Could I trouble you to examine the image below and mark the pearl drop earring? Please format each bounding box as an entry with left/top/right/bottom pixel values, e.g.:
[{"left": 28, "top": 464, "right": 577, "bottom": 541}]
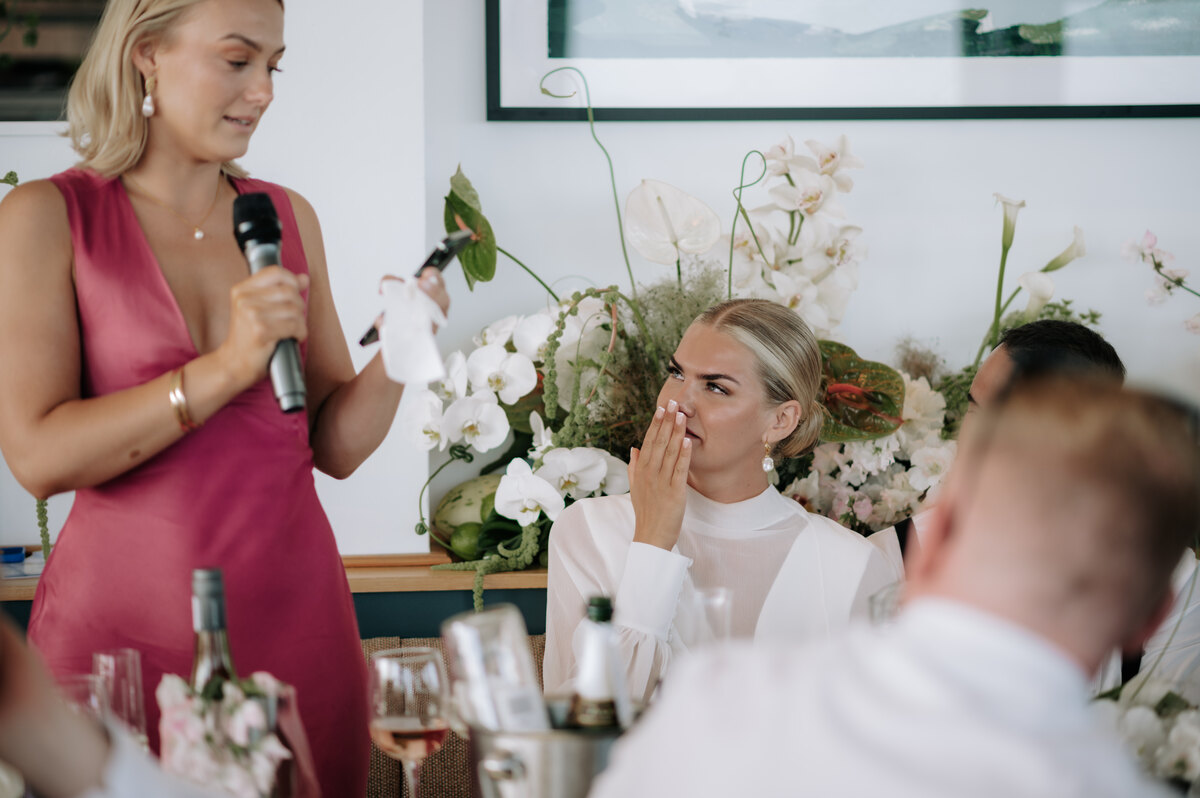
[
  {"left": 761, "top": 441, "right": 775, "bottom": 473},
  {"left": 141, "top": 75, "right": 157, "bottom": 118}
]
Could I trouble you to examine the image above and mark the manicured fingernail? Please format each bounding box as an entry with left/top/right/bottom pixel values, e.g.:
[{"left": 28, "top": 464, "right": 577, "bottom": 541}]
[
  {"left": 667, "top": 399, "right": 678, "bottom": 412},
  {"left": 655, "top": 406, "right": 665, "bottom": 419},
  {"left": 682, "top": 437, "right": 691, "bottom": 449},
  {"left": 676, "top": 411, "right": 685, "bottom": 425}
]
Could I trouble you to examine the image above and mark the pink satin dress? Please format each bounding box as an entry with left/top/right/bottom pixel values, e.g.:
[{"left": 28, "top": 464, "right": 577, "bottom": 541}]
[{"left": 27, "top": 168, "right": 368, "bottom": 797}]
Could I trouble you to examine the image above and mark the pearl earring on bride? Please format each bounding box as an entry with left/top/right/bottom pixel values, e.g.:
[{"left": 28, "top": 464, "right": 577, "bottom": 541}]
[
  {"left": 141, "top": 75, "right": 156, "bottom": 118},
  {"left": 761, "top": 441, "right": 775, "bottom": 473}
]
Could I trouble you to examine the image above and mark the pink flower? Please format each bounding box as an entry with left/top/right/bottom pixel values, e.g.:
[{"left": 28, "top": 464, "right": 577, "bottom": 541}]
[
  {"left": 1185, "top": 314, "right": 1200, "bottom": 335},
  {"left": 852, "top": 495, "right": 874, "bottom": 523}
]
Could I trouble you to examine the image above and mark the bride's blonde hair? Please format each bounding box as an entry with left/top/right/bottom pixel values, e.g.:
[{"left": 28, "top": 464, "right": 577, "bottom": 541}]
[
  {"left": 66, "top": 0, "right": 279, "bottom": 178},
  {"left": 696, "top": 299, "right": 826, "bottom": 458}
]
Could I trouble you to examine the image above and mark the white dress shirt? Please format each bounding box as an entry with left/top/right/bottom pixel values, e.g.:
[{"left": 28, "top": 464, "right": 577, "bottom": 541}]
[
  {"left": 591, "top": 599, "right": 1172, "bottom": 798},
  {"left": 543, "top": 485, "right": 894, "bottom": 703}
]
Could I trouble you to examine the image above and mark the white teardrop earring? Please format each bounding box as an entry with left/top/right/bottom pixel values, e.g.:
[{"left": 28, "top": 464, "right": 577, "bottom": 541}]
[
  {"left": 141, "top": 75, "right": 157, "bottom": 118},
  {"left": 761, "top": 441, "right": 775, "bottom": 473}
]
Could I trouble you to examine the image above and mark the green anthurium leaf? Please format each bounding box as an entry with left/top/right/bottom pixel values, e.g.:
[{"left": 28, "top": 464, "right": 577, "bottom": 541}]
[
  {"left": 818, "top": 340, "right": 906, "bottom": 443},
  {"left": 444, "top": 191, "right": 497, "bottom": 288},
  {"left": 448, "top": 165, "right": 482, "bottom": 213}
]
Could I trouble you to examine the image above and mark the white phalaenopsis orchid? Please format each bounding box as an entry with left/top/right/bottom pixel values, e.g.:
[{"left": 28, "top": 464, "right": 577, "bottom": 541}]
[
  {"left": 771, "top": 271, "right": 832, "bottom": 333},
  {"left": 1018, "top": 271, "right": 1055, "bottom": 319},
  {"left": 494, "top": 458, "right": 565, "bottom": 526},
  {"left": 535, "top": 447, "right": 609, "bottom": 499},
  {"left": 597, "top": 451, "right": 631, "bottom": 495},
  {"left": 432, "top": 350, "right": 468, "bottom": 402},
  {"left": 442, "top": 394, "right": 510, "bottom": 452},
  {"left": 512, "top": 313, "right": 556, "bottom": 363},
  {"left": 806, "top": 135, "right": 864, "bottom": 193},
  {"left": 473, "top": 314, "right": 521, "bottom": 348},
  {"left": 529, "top": 412, "right": 554, "bottom": 459},
  {"left": 624, "top": 179, "right": 721, "bottom": 265},
  {"left": 466, "top": 345, "right": 538, "bottom": 404},
  {"left": 769, "top": 172, "right": 843, "bottom": 219},
  {"left": 403, "top": 389, "right": 448, "bottom": 452}
]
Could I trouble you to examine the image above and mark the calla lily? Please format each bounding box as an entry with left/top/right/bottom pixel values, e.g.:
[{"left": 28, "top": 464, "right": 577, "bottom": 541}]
[
  {"left": 432, "top": 351, "right": 468, "bottom": 402},
  {"left": 466, "top": 345, "right": 538, "bottom": 404},
  {"left": 769, "top": 173, "right": 843, "bottom": 219},
  {"left": 1043, "top": 226, "right": 1086, "bottom": 273},
  {"left": 442, "top": 394, "right": 510, "bottom": 452},
  {"left": 806, "top": 135, "right": 864, "bottom": 193},
  {"left": 402, "top": 389, "right": 448, "bottom": 451},
  {"left": 624, "top": 179, "right": 721, "bottom": 265},
  {"left": 535, "top": 447, "right": 608, "bottom": 499},
  {"left": 494, "top": 458, "right": 565, "bottom": 525},
  {"left": 512, "top": 313, "right": 556, "bottom": 363},
  {"left": 993, "top": 193, "right": 1025, "bottom": 253},
  {"left": 1018, "top": 271, "right": 1055, "bottom": 320}
]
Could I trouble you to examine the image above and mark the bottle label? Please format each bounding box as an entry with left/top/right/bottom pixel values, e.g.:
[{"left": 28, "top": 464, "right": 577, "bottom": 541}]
[{"left": 568, "top": 696, "right": 617, "bottom": 729}]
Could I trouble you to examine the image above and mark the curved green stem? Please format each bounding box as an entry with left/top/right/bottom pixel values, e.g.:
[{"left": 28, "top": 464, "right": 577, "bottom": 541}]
[
  {"left": 974, "top": 238, "right": 1013, "bottom": 369},
  {"left": 1155, "top": 261, "right": 1200, "bottom": 301},
  {"left": 414, "top": 445, "right": 474, "bottom": 535},
  {"left": 727, "top": 150, "right": 768, "bottom": 298},
  {"left": 539, "top": 67, "right": 637, "bottom": 298},
  {"left": 498, "top": 245, "right": 559, "bottom": 301}
]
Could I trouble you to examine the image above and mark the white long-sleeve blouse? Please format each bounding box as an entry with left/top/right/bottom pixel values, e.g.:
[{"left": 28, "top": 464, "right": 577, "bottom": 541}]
[{"left": 542, "top": 484, "right": 894, "bottom": 702}]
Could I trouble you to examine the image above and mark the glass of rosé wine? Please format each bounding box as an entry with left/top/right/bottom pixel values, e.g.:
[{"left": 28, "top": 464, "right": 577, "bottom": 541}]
[{"left": 369, "top": 647, "right": 450, "bottom": 797}]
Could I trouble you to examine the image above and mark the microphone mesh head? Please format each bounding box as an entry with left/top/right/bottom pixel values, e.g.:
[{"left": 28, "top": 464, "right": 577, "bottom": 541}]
[{"left": 233, "top": 192, "right": 281, "bottom": 251}]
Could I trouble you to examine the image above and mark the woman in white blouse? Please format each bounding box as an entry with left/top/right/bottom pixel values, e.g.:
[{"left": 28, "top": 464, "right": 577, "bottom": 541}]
[{"left": 543, "top": 299, "right": 894, "bottom": 702}]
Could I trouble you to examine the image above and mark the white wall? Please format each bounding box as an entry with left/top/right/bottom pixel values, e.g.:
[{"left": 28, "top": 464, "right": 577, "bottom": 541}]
[
  {"left": 422, "top": 0, "right": 1200, "bottom": 503},
  {"left": 0, "top": 0, "right": 430, "bottom": 554}
]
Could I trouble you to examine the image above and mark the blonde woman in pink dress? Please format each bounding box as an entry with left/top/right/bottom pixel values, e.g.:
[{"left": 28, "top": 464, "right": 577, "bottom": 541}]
[{"left": 0, "top": 0, "right": 447, "bottom": 793}]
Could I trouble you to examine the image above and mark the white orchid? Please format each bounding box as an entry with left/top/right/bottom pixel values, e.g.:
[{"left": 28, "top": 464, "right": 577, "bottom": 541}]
[
  {"left": 806, "top": 135, "right": 864, "bottom": 192},
  {"left": 763, "top": 134, "right": 818, "bottom": 177},
  {"left": 907, "top": 442, "right": 957, "bottom": 493},
  {"left": 769, "top": 173, "right": 843, "bottom": 219},
  {"left": 795, "top": 222, "right": 864, "bottom": 275},
  {"left": 597, "top": 450, "right": 631, "bottom": 495},
  {"left": 512, "top": 313, "right": 556, "bottom": 363},
  {"left": 466, "top": 345, "right": 538, "bottom": 404},
  {"left": 535, "top": 447, "right": 608, "bottom": 499},
  {"left": 494, "top": 458, "right": 565, "bottom": 526},
  {"left": 1043, "top": 226, "right": 1086, "bottom": 272},
  {"left": 403, "top": 389, "right": 448, "bottom": 452},
  {"left": 529, "top": 412, "right": 554, "bottom": 459},
  {"left": 624, "top": 179, "right": 722, "bottom": 265},
  {"left": 1018, "top": 271, "right": 1055, "bottom": 320},
  {"left": 473, "top": 314, "right": 521, "bottom": 348},
  {"left": 432, "top": 351, "right": 468, "bottom": 403},
  {"left": 442, "top": 395, "right": 511, "bottom": 452},
  {"left": 770, "top": 270, "right": 831, "bottom": 333}
]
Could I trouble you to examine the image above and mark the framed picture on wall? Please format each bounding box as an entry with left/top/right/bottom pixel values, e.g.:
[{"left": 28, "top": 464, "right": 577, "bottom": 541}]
[{"left": 487, "top": 0, "right": 1200, "bottom": 121}]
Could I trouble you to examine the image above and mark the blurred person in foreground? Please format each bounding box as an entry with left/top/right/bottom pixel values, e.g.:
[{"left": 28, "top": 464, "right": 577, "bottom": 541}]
[{"left": 591, "top": 372, "right": 1198, "bottom": 798}]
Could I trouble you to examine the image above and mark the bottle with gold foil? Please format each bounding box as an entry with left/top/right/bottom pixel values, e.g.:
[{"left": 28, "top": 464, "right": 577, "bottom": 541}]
[
  {"left": 190, "top": 568, "right": 236, "bottom": 697},
  {"left": 566, "top": 596, "right": 631, "bottom": 730}
]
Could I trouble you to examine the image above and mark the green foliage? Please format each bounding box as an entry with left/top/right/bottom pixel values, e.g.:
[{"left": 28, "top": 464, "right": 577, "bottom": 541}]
[
  {"left": 819, "top": 341, "right": 906, "bottom": 443},
  {"left": 2, "top": 171, "right": 17, "bottom": 187},
  {"left": 936, "top": 365, "right": 976, "bottom": 440},
  {"left": 442, "top": 167, "right": 497, "bottom": 289}
]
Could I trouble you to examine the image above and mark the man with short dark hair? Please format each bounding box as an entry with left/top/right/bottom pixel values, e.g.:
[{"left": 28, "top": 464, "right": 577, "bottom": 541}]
[{"left": 592, "top": 374, "right": 1196, "bottom": 798}]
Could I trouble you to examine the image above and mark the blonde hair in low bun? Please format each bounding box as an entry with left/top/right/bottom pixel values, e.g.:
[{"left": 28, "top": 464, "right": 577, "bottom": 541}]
[{"left": 695, "top": 299, "right": 826, "bottom": 459}]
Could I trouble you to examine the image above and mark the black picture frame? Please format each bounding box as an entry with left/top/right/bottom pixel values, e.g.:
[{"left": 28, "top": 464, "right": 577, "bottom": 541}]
[{"left": 486, "top": 0, "right": 1200, "bottom": 123}]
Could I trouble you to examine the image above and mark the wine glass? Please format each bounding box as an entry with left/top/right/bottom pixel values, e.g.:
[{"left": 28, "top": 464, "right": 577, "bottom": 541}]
[
  {"left": 57, "top": 673, "right": 109, "bottom": 723},
  {"left": 368, "top": 648, "right": 449, "bottom": 798},
  {"left": 678, "top": 586, "right": 733, "bottom": 649},
  {"left": 868, "top": 580, "right": 904, "bottom": 625},
  {"left": 93, "top": 648, "right": 148, "bottom": 750}
]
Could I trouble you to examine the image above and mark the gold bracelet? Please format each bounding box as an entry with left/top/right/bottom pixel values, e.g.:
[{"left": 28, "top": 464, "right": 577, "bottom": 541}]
[{"left": 168, "top": 367, "right": 200, "bottom": 432}]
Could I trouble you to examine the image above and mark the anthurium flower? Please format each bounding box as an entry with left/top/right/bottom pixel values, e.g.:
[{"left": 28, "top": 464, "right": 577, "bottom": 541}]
[
  {"left": 993, "top": 193, "right": 1026, "bottom": 253},
  {"left": 806, "top": 135, "right": 864, "bottom": 192},
  {"left": 769, "top": 173, "right": 843, "bottom": 219},
  {"left": 1042, "top": 226, "right": 1086, "bottom": 273},
  {"left": 466, "top": 344, "right": 538, "bottom": 404},
  {"left": 494, "top": 458, "right": 565, "bottom": 525},
  {"left": 624, "top": 179, "right": 721, "bottom": 265},
  {"left": 513, "top": 313, "right": 556, "bottom": 363},
  {"left": 535, "top": 447, "right": 608, "bottom": 499},
  {"left": 432, "top": 351, "right": 468, "bottom": 402},
  {"left": 1018, "top": 272, "right": 1055, "bottom": 319},
  {"left": 442, "top": 394, "right": 510, "bottom": 452},
  {"left": 402, "top": 389, "right": 448, "bottom": 452}
]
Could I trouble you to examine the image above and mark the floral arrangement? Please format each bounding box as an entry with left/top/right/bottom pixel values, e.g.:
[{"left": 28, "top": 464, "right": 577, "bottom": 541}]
[
  {"left": 1096, "top": 678, "right": 1200, "bottom": 790},
  {"left": 404, "top": 69, "right": 1094, "bottom": 605},
  {"left": 1125, "top": 231, "right": 1200, "bottom": 335},
  {"left": 157, "top": 673, "right": 292, "bottom": 798}
]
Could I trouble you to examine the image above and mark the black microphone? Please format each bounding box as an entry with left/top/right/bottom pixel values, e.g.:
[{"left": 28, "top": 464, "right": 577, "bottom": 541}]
[{"left": 232, "top": 193, "right": 306, "bottom": 414}]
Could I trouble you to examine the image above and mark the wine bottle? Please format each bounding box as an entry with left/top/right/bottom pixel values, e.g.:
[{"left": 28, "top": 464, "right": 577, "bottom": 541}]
[
  {"left": 566, "top": 596, "right": 631, "bottom": 730},
  {"left": 190, "top": 568, "right": 236, "bottom": 697}
]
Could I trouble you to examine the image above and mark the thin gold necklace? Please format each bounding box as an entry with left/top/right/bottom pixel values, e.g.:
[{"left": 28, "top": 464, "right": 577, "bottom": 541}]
[{"left": 123, "top": 174, "right": 223, "bottom": 241}]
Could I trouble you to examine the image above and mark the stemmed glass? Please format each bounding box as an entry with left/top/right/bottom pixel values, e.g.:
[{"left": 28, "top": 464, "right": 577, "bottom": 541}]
[
  {"left": 368, "top": 648, "right": 450, "bottom": 798},
  {"left": 57, "top": 673, "right": 109, "bottom": 722},
  {"left": 93, "top": 648, "right": 148, "bottom": 750}
]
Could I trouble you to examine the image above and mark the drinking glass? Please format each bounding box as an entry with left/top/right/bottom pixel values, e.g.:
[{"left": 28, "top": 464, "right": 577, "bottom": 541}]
[
  {"left": 58, "top": 673, "right": 109, "bottom": 723},
  {"left": 441, "top": 603, "right": 549, "bottom": 734},
  {"left": 93, "top": 648, "right": 148, "bottom": 750},
  {"left": 368, "top": 648, "right": 449, "bottom": 798},
  {"left": 868, "top": 581, "right": 904, "bottom": 625},
  {"left": 678, "top": 586, "right": 733, "bottom": 649}
]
